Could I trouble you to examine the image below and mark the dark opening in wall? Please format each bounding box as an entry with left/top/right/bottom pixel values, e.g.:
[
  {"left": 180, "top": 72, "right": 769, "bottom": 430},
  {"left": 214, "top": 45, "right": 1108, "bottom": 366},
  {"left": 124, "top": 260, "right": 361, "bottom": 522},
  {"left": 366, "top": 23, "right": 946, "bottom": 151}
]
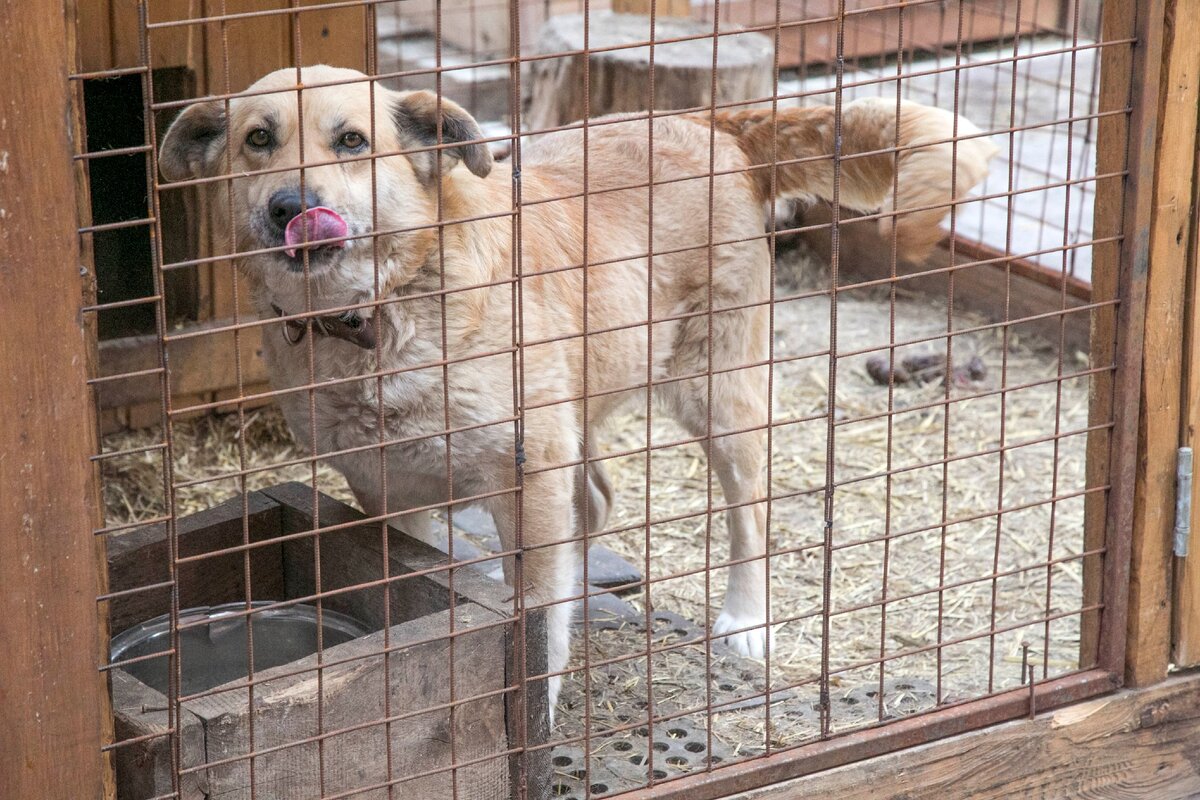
[{"left": 84, "top": 68, "right": 199, "bottom": 339}]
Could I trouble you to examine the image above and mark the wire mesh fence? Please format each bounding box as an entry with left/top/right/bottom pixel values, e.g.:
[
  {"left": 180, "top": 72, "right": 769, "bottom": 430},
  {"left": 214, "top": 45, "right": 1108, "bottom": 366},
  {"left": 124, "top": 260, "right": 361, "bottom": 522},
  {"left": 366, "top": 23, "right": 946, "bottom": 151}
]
[{"left": 76, "top": 0, "right": 1138, "bottom": 797}]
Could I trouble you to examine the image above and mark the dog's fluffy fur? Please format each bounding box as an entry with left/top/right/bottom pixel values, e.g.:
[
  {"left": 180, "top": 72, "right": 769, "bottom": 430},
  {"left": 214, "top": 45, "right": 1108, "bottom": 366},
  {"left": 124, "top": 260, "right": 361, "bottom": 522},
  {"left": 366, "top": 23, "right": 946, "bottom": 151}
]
[{"left": 159, "top": 66, "right": 996, "bottom": 716}]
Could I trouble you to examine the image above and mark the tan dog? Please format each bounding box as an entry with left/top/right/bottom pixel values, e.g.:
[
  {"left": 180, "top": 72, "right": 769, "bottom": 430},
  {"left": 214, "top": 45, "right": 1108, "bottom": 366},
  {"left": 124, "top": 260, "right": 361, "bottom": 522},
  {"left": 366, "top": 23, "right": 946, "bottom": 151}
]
[{"left": 159, "top": 66, "right": 996, "bottom": 717}]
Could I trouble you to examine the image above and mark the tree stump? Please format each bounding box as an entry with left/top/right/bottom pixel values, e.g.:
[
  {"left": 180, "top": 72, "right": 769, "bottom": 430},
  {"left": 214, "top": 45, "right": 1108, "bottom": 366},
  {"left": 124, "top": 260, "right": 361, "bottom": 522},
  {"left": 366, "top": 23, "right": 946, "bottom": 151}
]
[{"left": 526, "top": 11, "right": 774, "bottom": 131}]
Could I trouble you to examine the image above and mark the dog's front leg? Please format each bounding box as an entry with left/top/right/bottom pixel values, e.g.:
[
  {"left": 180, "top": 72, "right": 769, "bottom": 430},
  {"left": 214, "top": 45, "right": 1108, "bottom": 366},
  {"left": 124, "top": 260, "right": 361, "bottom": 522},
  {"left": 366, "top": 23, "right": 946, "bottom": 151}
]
[
  {"left": 348, "top": 482, "right": 435, "bottom": 545},
  {"left": 489, "top": 452, "right": 577, "bottom": 728}
]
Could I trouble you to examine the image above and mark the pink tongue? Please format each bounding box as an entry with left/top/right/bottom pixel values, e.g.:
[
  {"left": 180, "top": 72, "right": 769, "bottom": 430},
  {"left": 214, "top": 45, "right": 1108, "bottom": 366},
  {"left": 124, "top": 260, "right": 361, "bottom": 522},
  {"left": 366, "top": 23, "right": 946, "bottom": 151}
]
[{"left": 284, "top": 207, "right": 349, "bottom": 257}]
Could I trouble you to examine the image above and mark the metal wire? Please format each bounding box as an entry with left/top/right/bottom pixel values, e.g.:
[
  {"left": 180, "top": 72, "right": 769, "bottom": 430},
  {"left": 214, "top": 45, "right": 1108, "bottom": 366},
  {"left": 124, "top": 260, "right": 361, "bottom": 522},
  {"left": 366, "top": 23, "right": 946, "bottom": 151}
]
[{"left": 75, "top": 1, "right": 1141, "bottom": 798}]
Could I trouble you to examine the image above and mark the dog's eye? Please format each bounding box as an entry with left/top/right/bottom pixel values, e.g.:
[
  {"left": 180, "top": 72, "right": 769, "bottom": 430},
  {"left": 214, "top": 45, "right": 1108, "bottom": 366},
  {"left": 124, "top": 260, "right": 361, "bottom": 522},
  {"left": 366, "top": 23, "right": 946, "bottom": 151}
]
[
  {"left": 338, "top": 131, "right": 367, "bottom": 150},
  {"left": 246, "top": 128, "right": 273, "bottom": 149}
]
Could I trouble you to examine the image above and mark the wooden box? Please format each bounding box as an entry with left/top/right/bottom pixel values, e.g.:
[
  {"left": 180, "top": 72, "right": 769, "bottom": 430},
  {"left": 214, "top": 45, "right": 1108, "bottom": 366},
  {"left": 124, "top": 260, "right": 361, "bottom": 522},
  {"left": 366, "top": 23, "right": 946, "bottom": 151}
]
[{"left": 106, "top": 483, "right": 548, "bottom": 800}]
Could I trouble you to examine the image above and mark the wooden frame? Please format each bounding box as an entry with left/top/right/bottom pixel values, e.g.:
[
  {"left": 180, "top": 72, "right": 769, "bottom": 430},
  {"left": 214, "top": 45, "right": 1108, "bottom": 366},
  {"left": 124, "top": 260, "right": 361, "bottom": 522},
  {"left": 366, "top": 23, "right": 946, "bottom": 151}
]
[
  {"left": 4, "top": 0, "right": 1193, "bottom": 797},
  {"left": 727, "top": 669, "right": 1200, "bottom": 799},
  {"left": 1126, "top": 0, "right": 1200, "bottom": 684}
]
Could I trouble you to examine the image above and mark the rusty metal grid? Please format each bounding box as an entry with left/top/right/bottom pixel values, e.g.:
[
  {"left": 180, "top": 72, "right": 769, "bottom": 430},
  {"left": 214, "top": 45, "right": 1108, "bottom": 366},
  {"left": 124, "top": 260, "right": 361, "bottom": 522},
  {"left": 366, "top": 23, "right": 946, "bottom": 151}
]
[{"left": 74, "top": 0, "right": 1148, "bottom": 798}]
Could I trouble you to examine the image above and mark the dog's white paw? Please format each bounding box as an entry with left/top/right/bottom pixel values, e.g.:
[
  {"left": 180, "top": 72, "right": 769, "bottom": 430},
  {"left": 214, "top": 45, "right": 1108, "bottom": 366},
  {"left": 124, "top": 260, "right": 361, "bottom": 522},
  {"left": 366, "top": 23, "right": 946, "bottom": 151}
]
[
  {"left": 550, "top": 675, "right": 564, "bottom": 725},
  {"left": 713, "top": 610, "right": 772, "bottom": 659}
]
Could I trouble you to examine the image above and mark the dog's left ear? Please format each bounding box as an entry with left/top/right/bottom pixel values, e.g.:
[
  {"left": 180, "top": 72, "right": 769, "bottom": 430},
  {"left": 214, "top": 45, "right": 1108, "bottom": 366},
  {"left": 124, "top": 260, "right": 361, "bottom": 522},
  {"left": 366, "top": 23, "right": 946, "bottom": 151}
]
[{"left": 392, "top": 91, "right": 493, "bottom": 183}]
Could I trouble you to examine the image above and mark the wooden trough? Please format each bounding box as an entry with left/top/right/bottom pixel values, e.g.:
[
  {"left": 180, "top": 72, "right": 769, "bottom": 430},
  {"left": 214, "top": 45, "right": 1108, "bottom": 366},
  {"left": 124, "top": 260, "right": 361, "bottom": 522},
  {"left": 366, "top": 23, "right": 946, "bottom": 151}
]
[{"left": 105, "top": 483, "right": 548, "bottom": 800}]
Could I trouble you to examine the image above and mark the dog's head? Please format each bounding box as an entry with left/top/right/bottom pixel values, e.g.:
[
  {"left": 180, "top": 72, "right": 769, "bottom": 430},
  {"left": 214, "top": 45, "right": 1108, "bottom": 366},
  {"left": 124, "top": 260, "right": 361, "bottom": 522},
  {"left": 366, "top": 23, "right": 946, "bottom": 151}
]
[{"left": 158, "top": 66, "right": 493, "bottom": 302}]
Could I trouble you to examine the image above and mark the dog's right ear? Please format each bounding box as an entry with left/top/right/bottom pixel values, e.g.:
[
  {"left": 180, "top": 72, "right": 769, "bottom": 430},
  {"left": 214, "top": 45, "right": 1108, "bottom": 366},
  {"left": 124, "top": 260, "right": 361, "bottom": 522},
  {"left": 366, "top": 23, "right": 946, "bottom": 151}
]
[{"left": 158, "top": 101, "right": 226, "bottom": 182}]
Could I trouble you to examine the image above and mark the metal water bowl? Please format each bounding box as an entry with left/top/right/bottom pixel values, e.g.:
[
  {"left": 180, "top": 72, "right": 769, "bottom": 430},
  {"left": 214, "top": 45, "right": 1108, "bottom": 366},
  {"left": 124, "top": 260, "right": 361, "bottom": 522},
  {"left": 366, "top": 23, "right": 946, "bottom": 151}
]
[{"left": 110, "top": 602, "right": 371, "bottom": 697}]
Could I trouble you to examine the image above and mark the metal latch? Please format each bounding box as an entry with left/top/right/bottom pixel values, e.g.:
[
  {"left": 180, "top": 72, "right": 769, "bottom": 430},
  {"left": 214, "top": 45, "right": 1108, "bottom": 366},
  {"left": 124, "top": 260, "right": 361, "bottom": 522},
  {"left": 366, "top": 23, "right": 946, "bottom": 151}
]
[{"left": 1175, "top": 447, "right": 1193, "bottom": 557}]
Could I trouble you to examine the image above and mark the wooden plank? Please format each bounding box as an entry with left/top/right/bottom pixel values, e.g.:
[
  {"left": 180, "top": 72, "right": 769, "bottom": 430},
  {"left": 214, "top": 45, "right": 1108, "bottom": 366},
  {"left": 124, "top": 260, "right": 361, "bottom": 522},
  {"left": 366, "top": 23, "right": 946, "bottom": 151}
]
[
  {"left": 110, "top": 670, "right": 208, "bottom": 800},
  {"left": 789, "top": 209, "right": 1091, "bottom": 356},
  {"left": 68, "top": 0, "right": 119, "bottom": 793},
  {"left": 1077, "top": 0, "right": 1164, "bottom": 681},
  {"left": 262, "top": 482, "right": 518, "bottom": 620},
  {"left": 203, "top": 2, "right": 290, "bottom": 95},
  {"left": 1123, "top": 0, "right": 1198, "bottom": 687},
  {"left": 112, "top": 0, "right": 203, "bottom": 70},
  {"left": 106, "top": 492, "right": 284, "bottom": 632},
  {"left": 0, "top": 1, "right": 108, "bottom": 797},
  {"left": 295, "top": 0, "right": 367, "bottom": 70},
  {"left": 213, "top": 381, "right": 275, "bottom": 413},
  {"left": 191, "top": 604, "right": 510, "bottom": 800},
  {"left": 97, "top": 317, "right": 267, "bottom": 411},
  {"left": 1080, "top": 0, "right": 1133, "bottom": 672},
  {"left": 612, "top": 0, "right": 692, "bottom": 17},
  {"left": 725, "top": 669, "right": 1200, "bottom": 800},
  {"left": 262, "top": 482, "right": 553, "bottom": 798},
  {"left": 1175, "top": 7, "right": 1200, "bottom": 671},
  {"left": 76, "top": 0, "right": 113, "bottom": 72},
  {"left": 708, "top": 0, "right": 1063, "bottom": 70}
]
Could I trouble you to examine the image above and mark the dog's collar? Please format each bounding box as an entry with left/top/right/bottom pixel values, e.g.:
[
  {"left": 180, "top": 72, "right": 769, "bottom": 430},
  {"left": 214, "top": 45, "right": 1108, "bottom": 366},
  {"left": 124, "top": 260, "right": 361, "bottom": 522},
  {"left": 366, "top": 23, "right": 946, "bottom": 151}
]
[{"left": 270, "top": 303, "right": 377, "bottom": 350}]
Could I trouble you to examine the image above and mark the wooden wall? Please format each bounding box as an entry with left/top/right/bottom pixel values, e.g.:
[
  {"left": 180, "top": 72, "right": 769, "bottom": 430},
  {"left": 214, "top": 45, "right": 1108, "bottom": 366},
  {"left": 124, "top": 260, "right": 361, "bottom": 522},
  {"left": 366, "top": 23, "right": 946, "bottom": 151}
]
[{"left": 76, "top": 1, "right": 367, "bottom": 430}]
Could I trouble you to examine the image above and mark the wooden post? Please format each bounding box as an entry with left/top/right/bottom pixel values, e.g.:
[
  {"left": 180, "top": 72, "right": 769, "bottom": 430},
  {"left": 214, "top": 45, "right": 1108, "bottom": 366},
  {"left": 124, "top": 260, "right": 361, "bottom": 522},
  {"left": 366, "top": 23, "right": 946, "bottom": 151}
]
[
  {"left": 1122, "top": 0, "right": 1200, "bottom": 686},
  {"left": 1175, "top": 4, "right": 1200, "bottom": 671},
  {"left": 66, "top": 0, "right": 119, "bottom": 792},
  {"left": 0, "top": 1, "right": 108, "bottom": 799}
]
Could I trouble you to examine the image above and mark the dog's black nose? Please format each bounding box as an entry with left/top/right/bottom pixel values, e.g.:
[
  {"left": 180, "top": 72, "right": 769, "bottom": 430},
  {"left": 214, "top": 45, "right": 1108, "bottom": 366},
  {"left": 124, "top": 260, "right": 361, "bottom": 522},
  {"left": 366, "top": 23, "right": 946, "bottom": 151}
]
[{"left": 267, "top": 189, "right": 322, "bottom": 232}]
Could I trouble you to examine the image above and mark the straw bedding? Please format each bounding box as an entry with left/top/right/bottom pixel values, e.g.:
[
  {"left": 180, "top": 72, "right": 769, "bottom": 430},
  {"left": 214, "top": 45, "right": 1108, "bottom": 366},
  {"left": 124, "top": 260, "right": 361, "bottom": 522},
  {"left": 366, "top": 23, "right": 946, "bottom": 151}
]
[{"left": 102, "top": 243, "right": 1090, "bottom": 759}]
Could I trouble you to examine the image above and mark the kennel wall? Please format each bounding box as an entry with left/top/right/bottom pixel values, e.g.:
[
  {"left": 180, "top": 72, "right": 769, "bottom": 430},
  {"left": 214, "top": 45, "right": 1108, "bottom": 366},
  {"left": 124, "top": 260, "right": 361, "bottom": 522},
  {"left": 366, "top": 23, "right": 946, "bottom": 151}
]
[{"left": 8, "top": 0, "right": 1200, "bottom": 799}]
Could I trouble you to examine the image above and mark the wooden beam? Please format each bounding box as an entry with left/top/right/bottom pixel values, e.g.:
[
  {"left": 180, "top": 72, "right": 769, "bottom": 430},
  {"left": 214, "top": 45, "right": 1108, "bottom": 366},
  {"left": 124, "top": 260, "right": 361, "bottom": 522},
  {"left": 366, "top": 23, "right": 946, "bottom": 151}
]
[
  {"left": 67, "top": 0, "right": 118, "bottom": 792},
  {"left": 726, "top": 669, "right": 1200, "bottom": 800},
  {"left": 1125, "top": 0, "right": 1199, "bottom": 686},
  {"left": 1175, "top": 6, "right": 1200, "bottom": 670},
  {"left": 1081, "top": 0, "right": 1166, "bottom": 683},
  {"left": 97, "top": 318, "right": 267, "bottom": 411},
  {"left": 0, "top": 1, "right": 107, "bottom": 797},
  {"left": 1082, "top": 0, "right": 1135, "bottom": 672},
  {"left": 788, "top": 208, "right": 1091, "bottom": 356}
]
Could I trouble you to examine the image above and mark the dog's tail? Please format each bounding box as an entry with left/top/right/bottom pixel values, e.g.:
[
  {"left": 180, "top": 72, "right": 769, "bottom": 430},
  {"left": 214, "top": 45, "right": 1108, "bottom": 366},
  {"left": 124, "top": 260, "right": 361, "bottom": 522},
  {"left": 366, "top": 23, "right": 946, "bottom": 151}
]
[{"left": 708, "top": 97, "right": 998, "bottom": 262}]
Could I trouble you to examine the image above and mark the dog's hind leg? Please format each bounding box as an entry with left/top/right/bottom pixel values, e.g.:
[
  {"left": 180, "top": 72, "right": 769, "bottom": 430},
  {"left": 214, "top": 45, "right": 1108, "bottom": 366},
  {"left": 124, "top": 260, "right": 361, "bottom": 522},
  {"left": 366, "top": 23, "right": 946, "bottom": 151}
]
[
  {"left": 661, "top": 314, "right": 772, "bottom": 659},
  {"left": 709, "top": 371, "right": 771, "bottom": 658}
]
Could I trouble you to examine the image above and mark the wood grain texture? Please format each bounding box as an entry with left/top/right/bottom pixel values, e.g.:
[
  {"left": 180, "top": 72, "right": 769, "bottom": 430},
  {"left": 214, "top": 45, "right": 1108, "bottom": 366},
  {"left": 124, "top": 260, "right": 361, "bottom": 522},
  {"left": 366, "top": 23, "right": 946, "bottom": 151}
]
[
  {"left": 97, "top": 317, "right": 267, "bottom": 411},
  {"left": 1175, "top": 1, "right": 1200, "bottom": 670},
  {"left": 68, "top": 0, "right": 120, "bottom": 792},
  {"left": 105, "top": 492, "right": 284, "bottom": 632},
  {"left": 1081, "top": 0, "right": 1135, "bottom": 672},
  {"left": 0, "top": 1, "right": 107, "bottom": 798},
  {"left": 726, "top": 669, "right": 1200, "bottom": 800},
  {"left": 192, "top": 604, "right": 511, "bottom": 800},
  {"left": 1076, "top": 0, "right": 1167, "bottom": 682},
  {"left": 296, "top": 0, "right": 366, "bottom": 70},
  {"left": 1125, "top": 0, "right": 1197, "bottom": 687},
  {"left": 108, "top": 486, "right": 525, "bottom": 799}
]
